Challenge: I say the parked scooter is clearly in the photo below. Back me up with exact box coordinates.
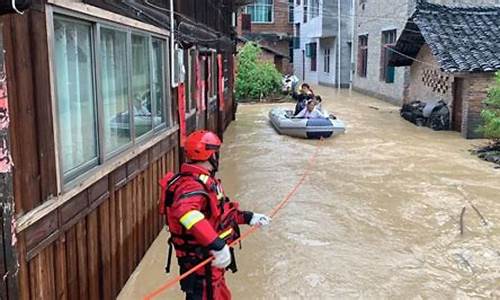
[282,74,299,95]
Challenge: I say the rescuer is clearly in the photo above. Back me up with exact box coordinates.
[160,130,271,300]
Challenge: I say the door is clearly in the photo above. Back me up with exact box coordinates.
[452,78,464,132]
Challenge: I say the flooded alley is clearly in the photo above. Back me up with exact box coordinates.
[119,86,500,299]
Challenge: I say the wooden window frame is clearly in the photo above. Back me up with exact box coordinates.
[208,51,218,104]
[357,34,368,78]
[308,42,317,72]
[48,7,172,191]
[186,47,197,116]
[380,29,397,83]
[324,48,330,73]
[289,0,294,23]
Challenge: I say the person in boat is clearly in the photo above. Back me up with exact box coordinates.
[293,83,314,115]
[314,95,323,111]
[159,130,272,300]
[295,99,326,119]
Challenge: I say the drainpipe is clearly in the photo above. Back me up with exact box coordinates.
[337,0,341,90]
[170,0,175,87]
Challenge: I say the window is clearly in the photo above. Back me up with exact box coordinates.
[246,0,273,23]
[381,29,397,83]
[289,0,294,23]
[303,0,308,23]
[324,48,330,73]
[152,38,167,126]
[357,35,368,77]
[306,42,317,71]
[310,0,320,18]
[100,27,130,154]
[186,48,197,113]
[294,23,301,49]
[296,0,300,5]
[289,40,294,63]
[53,16,170,182]
[131,34,152,138]
[54,18,98,177]
[208,52,218,100]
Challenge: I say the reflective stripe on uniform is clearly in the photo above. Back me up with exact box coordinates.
[199,174,209,184]
[219,228,233,239]
[180,210,205,230]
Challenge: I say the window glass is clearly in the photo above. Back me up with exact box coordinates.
[247,0,273,23]
[211,53,218,99]
[152,38,166,127]
[54,16,171,184]
[187,49,197,112]
[100,27,131,154]
[311,0,319,18]
[54,18,98,176]
[131,34,153,137]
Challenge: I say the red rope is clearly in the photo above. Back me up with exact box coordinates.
[143,139,324,300]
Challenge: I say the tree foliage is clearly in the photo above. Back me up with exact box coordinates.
[235,42,282,101]
[479,71,500,140]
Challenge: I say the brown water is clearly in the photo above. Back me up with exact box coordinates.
[119,86,500,299]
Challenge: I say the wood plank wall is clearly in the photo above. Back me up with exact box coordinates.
[3,8,57,216]
[16,137,179,300]
[0,2,236,299]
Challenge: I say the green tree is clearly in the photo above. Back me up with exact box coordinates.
[235,42,282,101]
[479,71,500,140]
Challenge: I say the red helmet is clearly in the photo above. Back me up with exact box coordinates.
[184,130,222,161]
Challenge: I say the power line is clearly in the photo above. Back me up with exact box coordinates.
[249,2,500,29]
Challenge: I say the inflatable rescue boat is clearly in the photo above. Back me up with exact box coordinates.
[269,108,346,139]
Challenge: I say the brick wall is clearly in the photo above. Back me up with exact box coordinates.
[250,0,293,36]
[407,45,454,105]
[462,74,496,139]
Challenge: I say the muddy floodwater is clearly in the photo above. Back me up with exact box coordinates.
[119,86,500,299]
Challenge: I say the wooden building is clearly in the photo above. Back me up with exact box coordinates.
[0,0,239,299]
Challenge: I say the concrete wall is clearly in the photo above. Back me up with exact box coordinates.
[353,0,410,105]
[318,38,336,85]
[293,0,353,86]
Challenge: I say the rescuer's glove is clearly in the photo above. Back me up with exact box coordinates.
[210,244,231,269]
[249,213,272,227]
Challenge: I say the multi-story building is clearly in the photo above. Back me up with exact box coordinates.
[293,0,354,87]
[353,0,499,105]
[238,0,294,74]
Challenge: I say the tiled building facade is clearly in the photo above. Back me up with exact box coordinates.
[293,0,354,87]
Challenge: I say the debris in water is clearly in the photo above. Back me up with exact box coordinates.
[454,253,474,273]
[456,186,489,228]
[368,105,380,110]
[460,206,466,236]
[471,204,488,227]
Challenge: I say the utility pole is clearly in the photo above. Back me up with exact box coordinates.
[170,0,175,87]
[337,0,341,90]
[350,0,355,92]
